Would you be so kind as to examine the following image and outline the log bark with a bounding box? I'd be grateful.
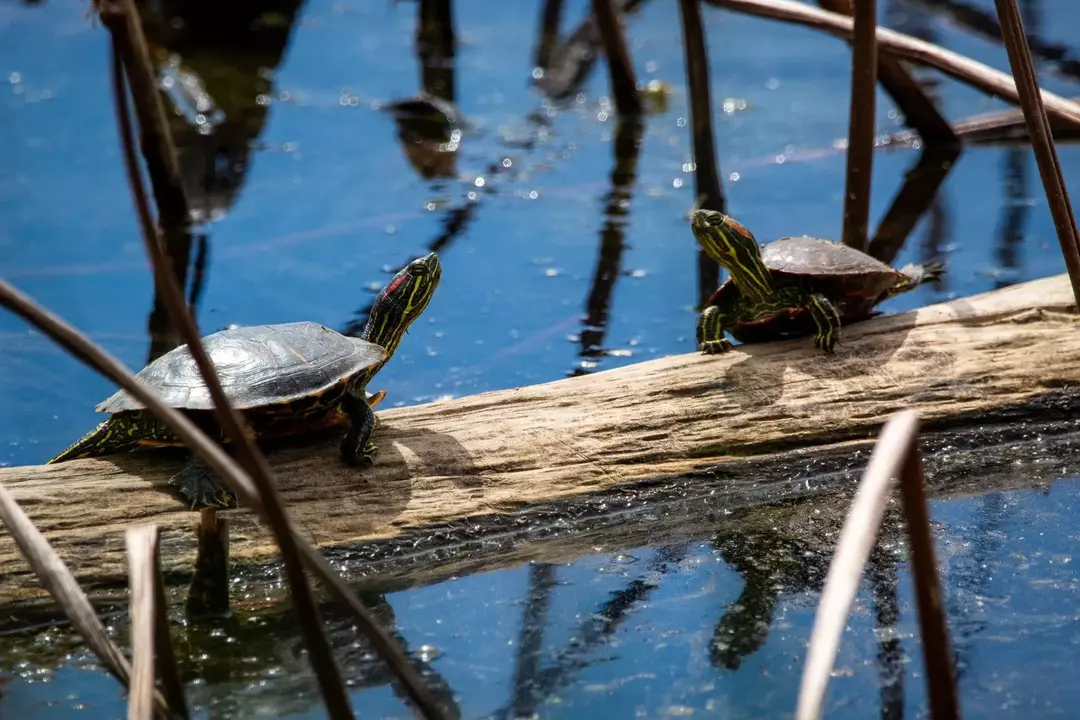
[1,273,1077,606]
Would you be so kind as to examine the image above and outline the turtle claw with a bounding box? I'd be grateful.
[360,441,378,467]
[700,339,734,355]
[814,332,837,354]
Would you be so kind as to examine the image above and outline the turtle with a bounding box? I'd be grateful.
[689,209,942,354]
[48,252,442,508]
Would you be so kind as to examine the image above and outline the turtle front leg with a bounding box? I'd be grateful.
[806,293,842,353]
[697,306,734,355]
[169,455,238,509]
[340,391,379,466]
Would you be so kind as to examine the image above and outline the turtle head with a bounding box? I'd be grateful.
[689,209,774,300]
[363,252,442,358]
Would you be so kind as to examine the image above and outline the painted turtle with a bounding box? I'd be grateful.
[48,252,442,508]
[689,210,941,354]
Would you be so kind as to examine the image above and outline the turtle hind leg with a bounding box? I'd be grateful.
[48,416,141,463]
[697,305,734,355]
[806,293,842,354]
[169,455,237,509]
[340,391,378,466]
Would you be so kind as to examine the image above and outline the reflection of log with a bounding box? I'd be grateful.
[1,274,1078,606]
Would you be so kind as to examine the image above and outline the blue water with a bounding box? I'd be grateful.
[3,0,1080,716]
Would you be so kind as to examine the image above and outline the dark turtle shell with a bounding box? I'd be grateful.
[98,321,387,415]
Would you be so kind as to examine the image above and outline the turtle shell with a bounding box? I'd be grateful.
[761,236,905,304]
[98,321,387,415]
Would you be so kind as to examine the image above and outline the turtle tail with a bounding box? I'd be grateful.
[888,261,945,297]
[48,416,142,463]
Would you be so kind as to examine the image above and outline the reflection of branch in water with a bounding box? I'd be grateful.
[709,529,829,671]
[387,0,461,180]
[571,118,644,377]
[994,151,1030,291]
[905,0,1080,83]
[417,0,456,102]
[496,544,689,720]
[866,146,959,267]
[509,563,558,720]
[534,0,651,103]
[130,0,305,362]
[867,2,959,269]
[146,233,210,364]
[867,544,904,720]
[137,0,306,223]
[534,0,566,73]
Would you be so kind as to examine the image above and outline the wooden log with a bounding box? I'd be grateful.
[1,273,1077,607]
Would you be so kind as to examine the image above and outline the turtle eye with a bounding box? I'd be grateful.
[409,261,428,275]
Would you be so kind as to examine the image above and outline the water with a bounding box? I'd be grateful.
[2,0,1080,716]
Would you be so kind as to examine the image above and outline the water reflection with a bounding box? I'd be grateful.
[498,544,690,718]
[534,0,651,104]
[572,117,643,376]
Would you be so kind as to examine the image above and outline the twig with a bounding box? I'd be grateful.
[107,26,355,720]
[0,481,170,716]
[707,0,1080,128]
[840,0,877,251]
[993,0,1080,309]
[796,410,958,720]
[677,0,724,308]
[818,0,958,147]
[126,525,188,720]
[591,0,643,116]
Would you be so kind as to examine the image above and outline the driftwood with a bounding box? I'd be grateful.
[1,273,1078,606]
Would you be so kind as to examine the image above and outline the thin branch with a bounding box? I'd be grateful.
[126,525,187,720]
[993,0,1080,309]
[0,481,171,716]
[894,424,959,718]
[708,0,1080,127]
[677,0,724,308]
[840,0,877,251]
[106,25,356,720]
[795,410,958,720]
[818,0,958,147]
